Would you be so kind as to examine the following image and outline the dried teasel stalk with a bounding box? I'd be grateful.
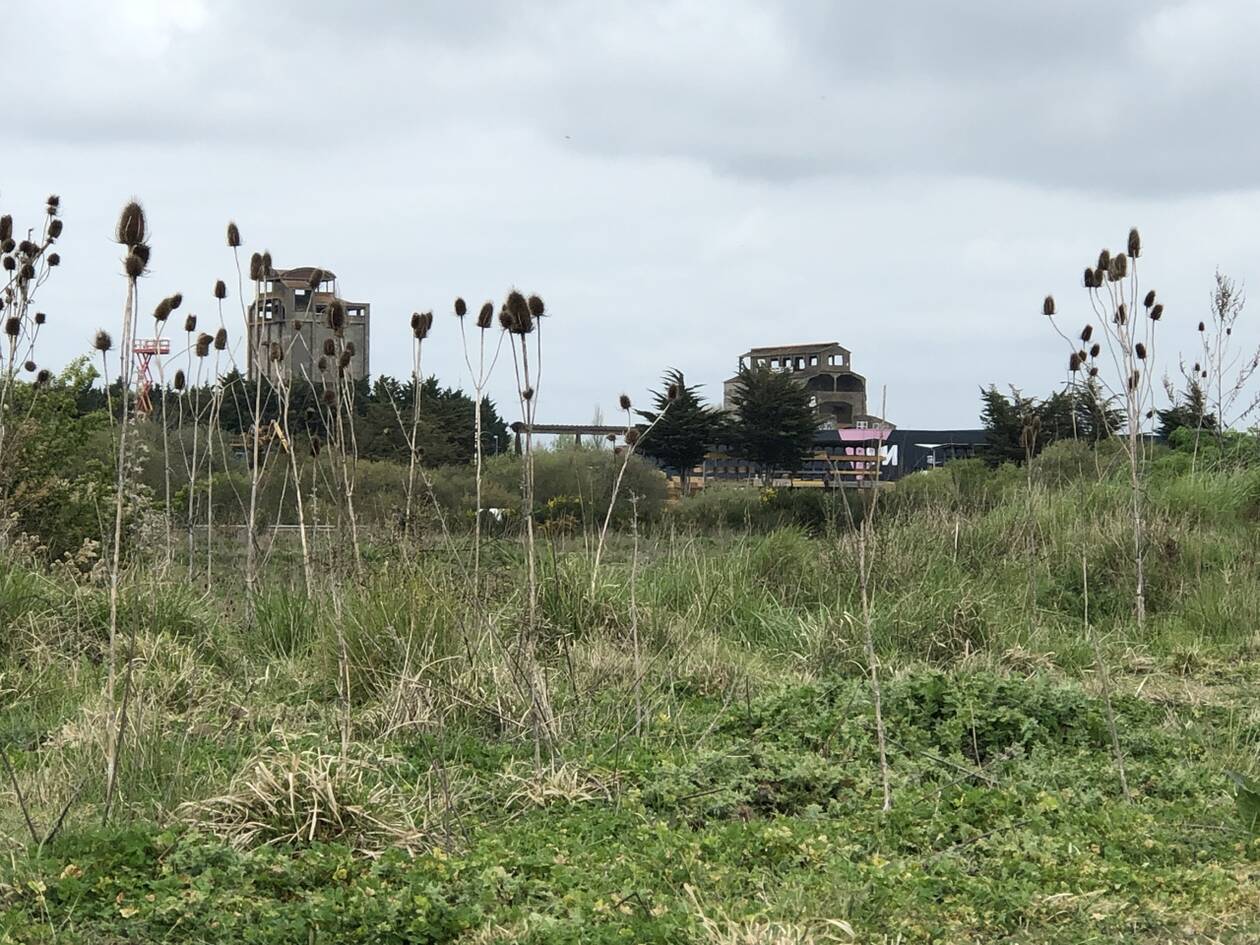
[226,222,241,248]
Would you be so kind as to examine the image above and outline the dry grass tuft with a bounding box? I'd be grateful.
[500,760,611,812]
[179,740,427,853]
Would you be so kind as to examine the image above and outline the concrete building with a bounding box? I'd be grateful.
[722,342,874,429]
[247,266,370,383]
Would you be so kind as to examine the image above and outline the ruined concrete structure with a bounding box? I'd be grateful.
[247,266,370,383]
[723,342,872,429]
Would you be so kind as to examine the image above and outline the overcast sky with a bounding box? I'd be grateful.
[6,0,1260,427]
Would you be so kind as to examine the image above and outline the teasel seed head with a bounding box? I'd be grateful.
[328,300,345,333]
[261,251,272,274]
[1146,303,1162,321]
[23,360,35,372]
[46,194,60,210]
[2,258,14,272]
[1080,324,1093,342]
[153,297,173,321]
[1127,228,1141,258]
[626,428,640,446]
[1088,366,1099,377]
[345,340,356,357]
[338,349,351,369]
[1146,409,1154,419]
[18,240,37,256]
[522,386,534,401]
[173,369,186,391]
[270,344,283,362]
[1227,326,1233,336]
[1135,342,1147,360]
[124,251,146,279]
[1090,343,1101,358]
[1092,266,1105,287]
[184,314,197,333]
[195,333,212,357]
[454,297,467,317]
[1193,362,1201,373]
[307,268,325,290]
[1069,351,1082,372]
[34,312,46,325]
[115,200,146,247]
[0,215,11,241]
[310,435,322,456]
[19,262,36,281]
[1109,253,1128,280]
[1078,348,1088,362]
[47,253,60,267]
[1098,249,1111,271]
[410,312,421,330]
[1144,290,1156,308]
[505,290,533,334]
[1198,321,1206,332]
[35,368,51,386]
[226,222,241,248]
[213,279,227,300]
[606,433,616,442]
[528,294,545,318]
[214,327,227,350]
[3,317,18,338]
[477,302,494,329]
[1114,303,1127,326]
[249,252,265,281]
[1128,369,1140,391]
[317,356,328,371]
[619,393,632,410]
[1043,295,1055,316]
[323,337,336,357]
[93,330,112,352]
[48,219,63,239]
[1,238,13,253]
[1202,370,1208,379]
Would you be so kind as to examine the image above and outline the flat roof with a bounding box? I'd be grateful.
[744,342,849,357]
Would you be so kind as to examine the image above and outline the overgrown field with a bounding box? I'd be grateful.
[3,445,1260,943]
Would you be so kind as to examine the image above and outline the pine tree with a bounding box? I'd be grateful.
[728,363,817,482]
[1157,380,1217,440]
[635,368,719,493]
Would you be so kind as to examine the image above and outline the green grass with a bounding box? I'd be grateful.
[2,452,1260,942]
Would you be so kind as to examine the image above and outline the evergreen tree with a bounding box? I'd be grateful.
[727,363,817,482]
[635,368,720,492]
[979,385,1040,466]
[1157,380,1217,440]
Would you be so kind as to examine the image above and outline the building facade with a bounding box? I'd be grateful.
[722,342,873,429]
[247,266,370,383]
